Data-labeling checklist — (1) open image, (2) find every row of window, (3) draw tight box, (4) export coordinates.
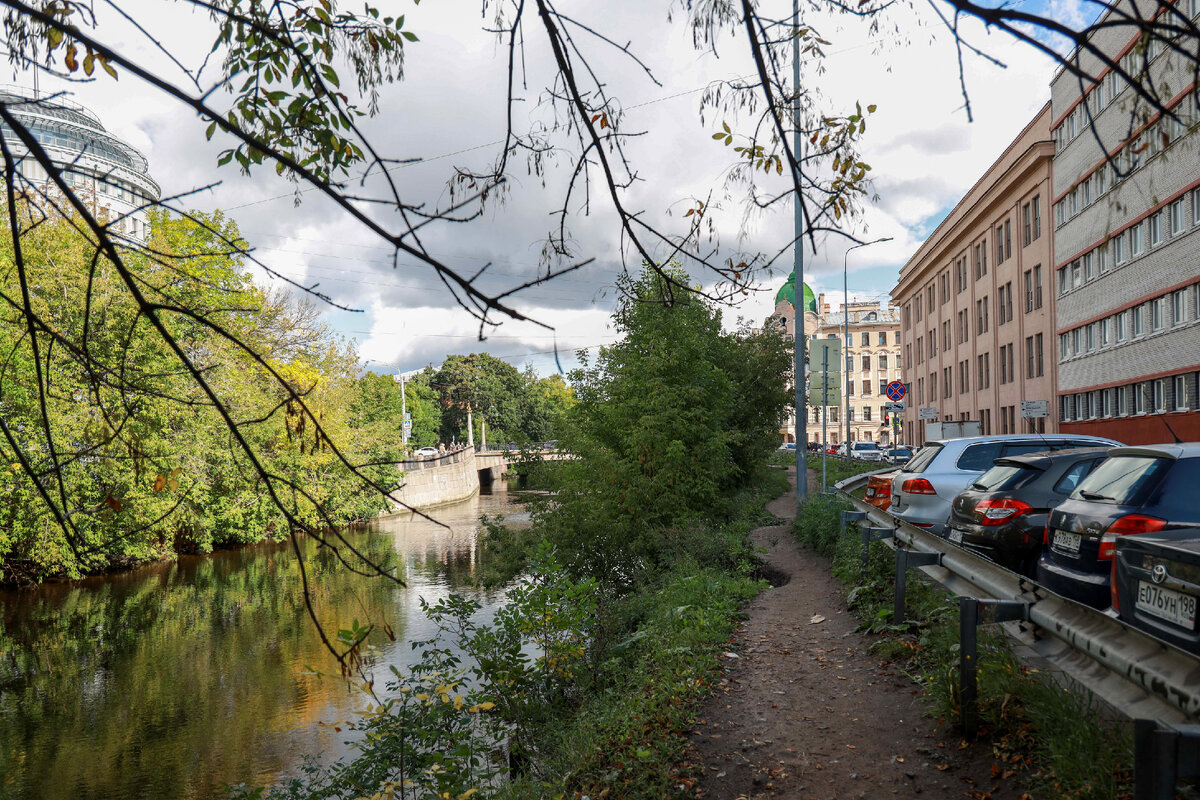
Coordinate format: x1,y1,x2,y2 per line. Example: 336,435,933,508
1059,283,1200,361
1052,4,1200,153
1060,372,1198,422
16,155,153,207
1057,189,1200,297
811,406,897,423
910,334,1045,405
846,353,901,372
847,379,902,397
1054,94,1198,230
836,331,900,347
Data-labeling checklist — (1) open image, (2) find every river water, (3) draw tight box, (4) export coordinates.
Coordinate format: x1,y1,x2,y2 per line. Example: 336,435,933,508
0,489,530,800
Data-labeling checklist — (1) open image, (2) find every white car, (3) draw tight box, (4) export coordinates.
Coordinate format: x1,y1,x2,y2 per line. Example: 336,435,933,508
413,447,439,458
850,442,884,461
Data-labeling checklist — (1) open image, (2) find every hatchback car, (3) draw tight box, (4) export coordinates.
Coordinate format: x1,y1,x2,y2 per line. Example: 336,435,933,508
1112,531,1200,655
865,471,898,510
1039,444,1200,609
945,448,1111,576
887,446,914,465
889,434,1121,536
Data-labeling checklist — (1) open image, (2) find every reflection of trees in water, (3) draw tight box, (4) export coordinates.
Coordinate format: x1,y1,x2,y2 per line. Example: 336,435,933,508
0,534,403,800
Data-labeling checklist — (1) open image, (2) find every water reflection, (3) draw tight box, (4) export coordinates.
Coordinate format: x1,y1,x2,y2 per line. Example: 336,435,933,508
0,490,528,800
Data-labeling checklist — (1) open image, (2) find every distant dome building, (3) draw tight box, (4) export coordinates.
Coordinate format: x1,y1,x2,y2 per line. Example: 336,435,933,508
0,85,159,242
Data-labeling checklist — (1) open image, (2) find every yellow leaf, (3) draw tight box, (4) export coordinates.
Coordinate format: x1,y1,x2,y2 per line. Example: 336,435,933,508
168,477,179,492
101,58,118,80
153,474,167,492
64,44,77,71
83,52,95,77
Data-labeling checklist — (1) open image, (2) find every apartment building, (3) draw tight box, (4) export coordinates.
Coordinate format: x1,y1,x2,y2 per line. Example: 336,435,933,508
817,302,902,445
893,105,1057,444
1050,2,1200,443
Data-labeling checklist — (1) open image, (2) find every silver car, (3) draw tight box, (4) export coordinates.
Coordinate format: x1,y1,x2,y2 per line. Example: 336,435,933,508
850,441,884,461
888,434,1122,535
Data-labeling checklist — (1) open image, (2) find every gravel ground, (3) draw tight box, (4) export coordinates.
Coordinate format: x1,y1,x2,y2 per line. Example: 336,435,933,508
686,467,1031,800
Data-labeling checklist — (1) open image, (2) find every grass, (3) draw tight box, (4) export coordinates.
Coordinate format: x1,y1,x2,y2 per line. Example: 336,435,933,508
792,494,1134,800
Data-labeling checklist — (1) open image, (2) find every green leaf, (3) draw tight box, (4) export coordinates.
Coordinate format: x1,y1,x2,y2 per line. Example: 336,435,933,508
402,31,419,42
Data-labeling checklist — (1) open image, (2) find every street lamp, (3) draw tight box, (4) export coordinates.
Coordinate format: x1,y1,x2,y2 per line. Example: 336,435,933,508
842,236,893,453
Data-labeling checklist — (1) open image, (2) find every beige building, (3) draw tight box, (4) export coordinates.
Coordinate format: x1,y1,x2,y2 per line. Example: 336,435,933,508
767,294,902,446
892,104,1058,444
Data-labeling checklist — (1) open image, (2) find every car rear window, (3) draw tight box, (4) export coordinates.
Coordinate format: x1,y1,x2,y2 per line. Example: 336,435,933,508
904,444,942,473
956,442,1002,472
973,463,1040,491
855,443,878,450
1052,458,1102,495
1073,455,1171,505
1001,443,1054,458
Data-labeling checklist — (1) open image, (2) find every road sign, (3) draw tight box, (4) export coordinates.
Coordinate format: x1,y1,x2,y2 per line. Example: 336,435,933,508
1020,400,1048,418
884,401,906,413
919,407,937,420
885,381,907,401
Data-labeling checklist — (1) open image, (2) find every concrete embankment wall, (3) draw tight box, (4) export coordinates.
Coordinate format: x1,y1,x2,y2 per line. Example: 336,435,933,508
391,448,480,511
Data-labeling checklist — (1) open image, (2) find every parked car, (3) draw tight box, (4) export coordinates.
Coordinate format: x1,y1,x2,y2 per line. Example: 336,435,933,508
850,441,884,461
889,434,1122,536
944,447,1111,576
778,442,798,451
887,446,914,465
1039,444,1200,609
1112,530,1200,655
825,444,841,455
413,447,439,458
807,442,823,452
865,471,898,510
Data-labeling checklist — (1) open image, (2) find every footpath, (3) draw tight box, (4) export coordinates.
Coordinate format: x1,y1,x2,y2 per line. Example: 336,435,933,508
686,467,1030,800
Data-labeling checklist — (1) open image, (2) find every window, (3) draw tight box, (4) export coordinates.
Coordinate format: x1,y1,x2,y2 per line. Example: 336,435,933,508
1135,382,1147,414
894,332,901,345
917,377,924,404
916,336,923,364
863,406,872,421
1116,310,1128,342
957,309,969,344
927,285,935,313
1150,211,1164,247
942,320,951,351
848,380,855,396
1072,328,1082,355
1059,333,1070,360
1152,296,1166,331
999,282,1013,324
1132,304,1146,336
1101,389,1113,418
1083,252,1095,282
862,380,871,396
1194,187,1200,225
1175,374,1190,411
1002,343,1014,384
928,331,935,359
1099,318,1110,347
1170,198,1187,235
930,372,937,402
862,355,871,372
959,359,970,394
1026,336,1036,378
957,258,967,293
976,297,989,334
1032,265,1042,309
1113,233,1127,264
1032,195,1041,240
879,379,888,395
977,353,990,389
943,367,952,398
1023,202,1032,246
1071,259,1082,288
1004,220,1011,260
878,332,887,346
1058,266,1070,295
1130,223,1144,257
1173,289,1188,325
879,354,888,371
1097,243,1109,274
1153,379,1166,412
846,356,854,372
1116,385,1127,416
848,408,856,422
1086,323,1097,351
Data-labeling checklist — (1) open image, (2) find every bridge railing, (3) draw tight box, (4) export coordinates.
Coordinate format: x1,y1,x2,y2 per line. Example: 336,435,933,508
399,446,474,471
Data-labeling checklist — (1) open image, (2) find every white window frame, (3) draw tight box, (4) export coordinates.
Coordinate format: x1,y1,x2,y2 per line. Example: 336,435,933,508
1175,375,1190,411
1116,311,1128,342
1099,318,1110,347
1150,211,1164,247
1152,296,1166,331
1170,198,1186,235
1130,223,1144,257
1173,290,1187,326
1154,379,1166,412
1132,305,1146,336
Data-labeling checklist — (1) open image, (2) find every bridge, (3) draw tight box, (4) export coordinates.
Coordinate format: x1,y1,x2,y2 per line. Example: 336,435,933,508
389,445,561,511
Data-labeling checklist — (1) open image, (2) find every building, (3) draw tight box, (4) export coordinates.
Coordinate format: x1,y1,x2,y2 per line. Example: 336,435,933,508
766,277,902,446
818,301,902,445
1049,7,1200,444
0,85,159,242
893,105,1057,444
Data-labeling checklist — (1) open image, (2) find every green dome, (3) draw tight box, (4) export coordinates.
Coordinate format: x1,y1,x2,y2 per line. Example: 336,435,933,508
774,273,816,313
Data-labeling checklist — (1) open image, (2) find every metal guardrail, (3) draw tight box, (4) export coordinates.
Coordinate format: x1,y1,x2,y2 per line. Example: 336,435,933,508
831,470,1200,726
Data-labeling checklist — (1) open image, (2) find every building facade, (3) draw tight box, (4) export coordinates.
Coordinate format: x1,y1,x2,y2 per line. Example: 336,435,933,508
765,278,821,444
893,105,1058,445
817,302,902,445
1050,4,1200,444
0,85,159,242
767,291,902,446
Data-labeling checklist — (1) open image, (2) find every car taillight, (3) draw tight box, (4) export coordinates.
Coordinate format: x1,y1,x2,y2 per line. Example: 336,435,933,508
1097,514,1167,560
973,498,1033,526
1110,559,1121,612
1042,524,1050,545
902,478,936,495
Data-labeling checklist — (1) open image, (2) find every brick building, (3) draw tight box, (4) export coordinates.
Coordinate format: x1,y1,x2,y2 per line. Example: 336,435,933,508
1050,2,1200,444
893,105,1058,444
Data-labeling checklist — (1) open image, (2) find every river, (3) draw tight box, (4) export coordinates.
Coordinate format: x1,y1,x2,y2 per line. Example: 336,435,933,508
0,489,530,800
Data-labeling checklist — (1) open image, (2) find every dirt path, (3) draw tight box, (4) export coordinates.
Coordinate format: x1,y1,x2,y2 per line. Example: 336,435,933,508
687,467,1029,800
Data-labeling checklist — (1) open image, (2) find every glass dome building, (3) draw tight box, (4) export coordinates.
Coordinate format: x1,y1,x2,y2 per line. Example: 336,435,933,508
0,85,160,242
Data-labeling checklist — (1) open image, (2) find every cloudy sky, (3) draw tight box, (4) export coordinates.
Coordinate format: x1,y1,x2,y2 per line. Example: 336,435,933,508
21,0,1093,377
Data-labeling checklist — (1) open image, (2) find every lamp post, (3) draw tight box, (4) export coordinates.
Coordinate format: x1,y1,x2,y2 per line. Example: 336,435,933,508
842,237,892,453
791,0,808,507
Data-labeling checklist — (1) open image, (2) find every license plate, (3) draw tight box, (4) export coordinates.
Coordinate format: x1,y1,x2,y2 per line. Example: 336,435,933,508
1137,582,1198,630
948,528,964,544
1053,530,1081,552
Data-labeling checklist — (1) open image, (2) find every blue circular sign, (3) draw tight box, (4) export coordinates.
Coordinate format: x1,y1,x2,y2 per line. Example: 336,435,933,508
885,381,906,401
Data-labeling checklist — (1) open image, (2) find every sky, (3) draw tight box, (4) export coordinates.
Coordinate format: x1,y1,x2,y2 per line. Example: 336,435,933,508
16,0,1090,378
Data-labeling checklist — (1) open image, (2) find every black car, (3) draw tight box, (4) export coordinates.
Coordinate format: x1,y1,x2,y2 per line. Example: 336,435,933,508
1113,532,1200,655
945,447,1110,576
1038,444,1200,609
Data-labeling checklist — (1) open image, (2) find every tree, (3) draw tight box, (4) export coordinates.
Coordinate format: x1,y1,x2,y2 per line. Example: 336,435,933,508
536,264,791,587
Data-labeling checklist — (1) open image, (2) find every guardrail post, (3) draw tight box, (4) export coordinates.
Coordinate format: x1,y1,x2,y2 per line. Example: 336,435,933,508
893,549,943,624
839,510,867,538
1134,719,1200,800
859,527,895,569
958,598,1030,739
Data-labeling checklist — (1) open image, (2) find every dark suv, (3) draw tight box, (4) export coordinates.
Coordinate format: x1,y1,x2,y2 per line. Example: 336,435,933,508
945,448,1110,576
1113,531,1200,655
1038,444,1200,609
